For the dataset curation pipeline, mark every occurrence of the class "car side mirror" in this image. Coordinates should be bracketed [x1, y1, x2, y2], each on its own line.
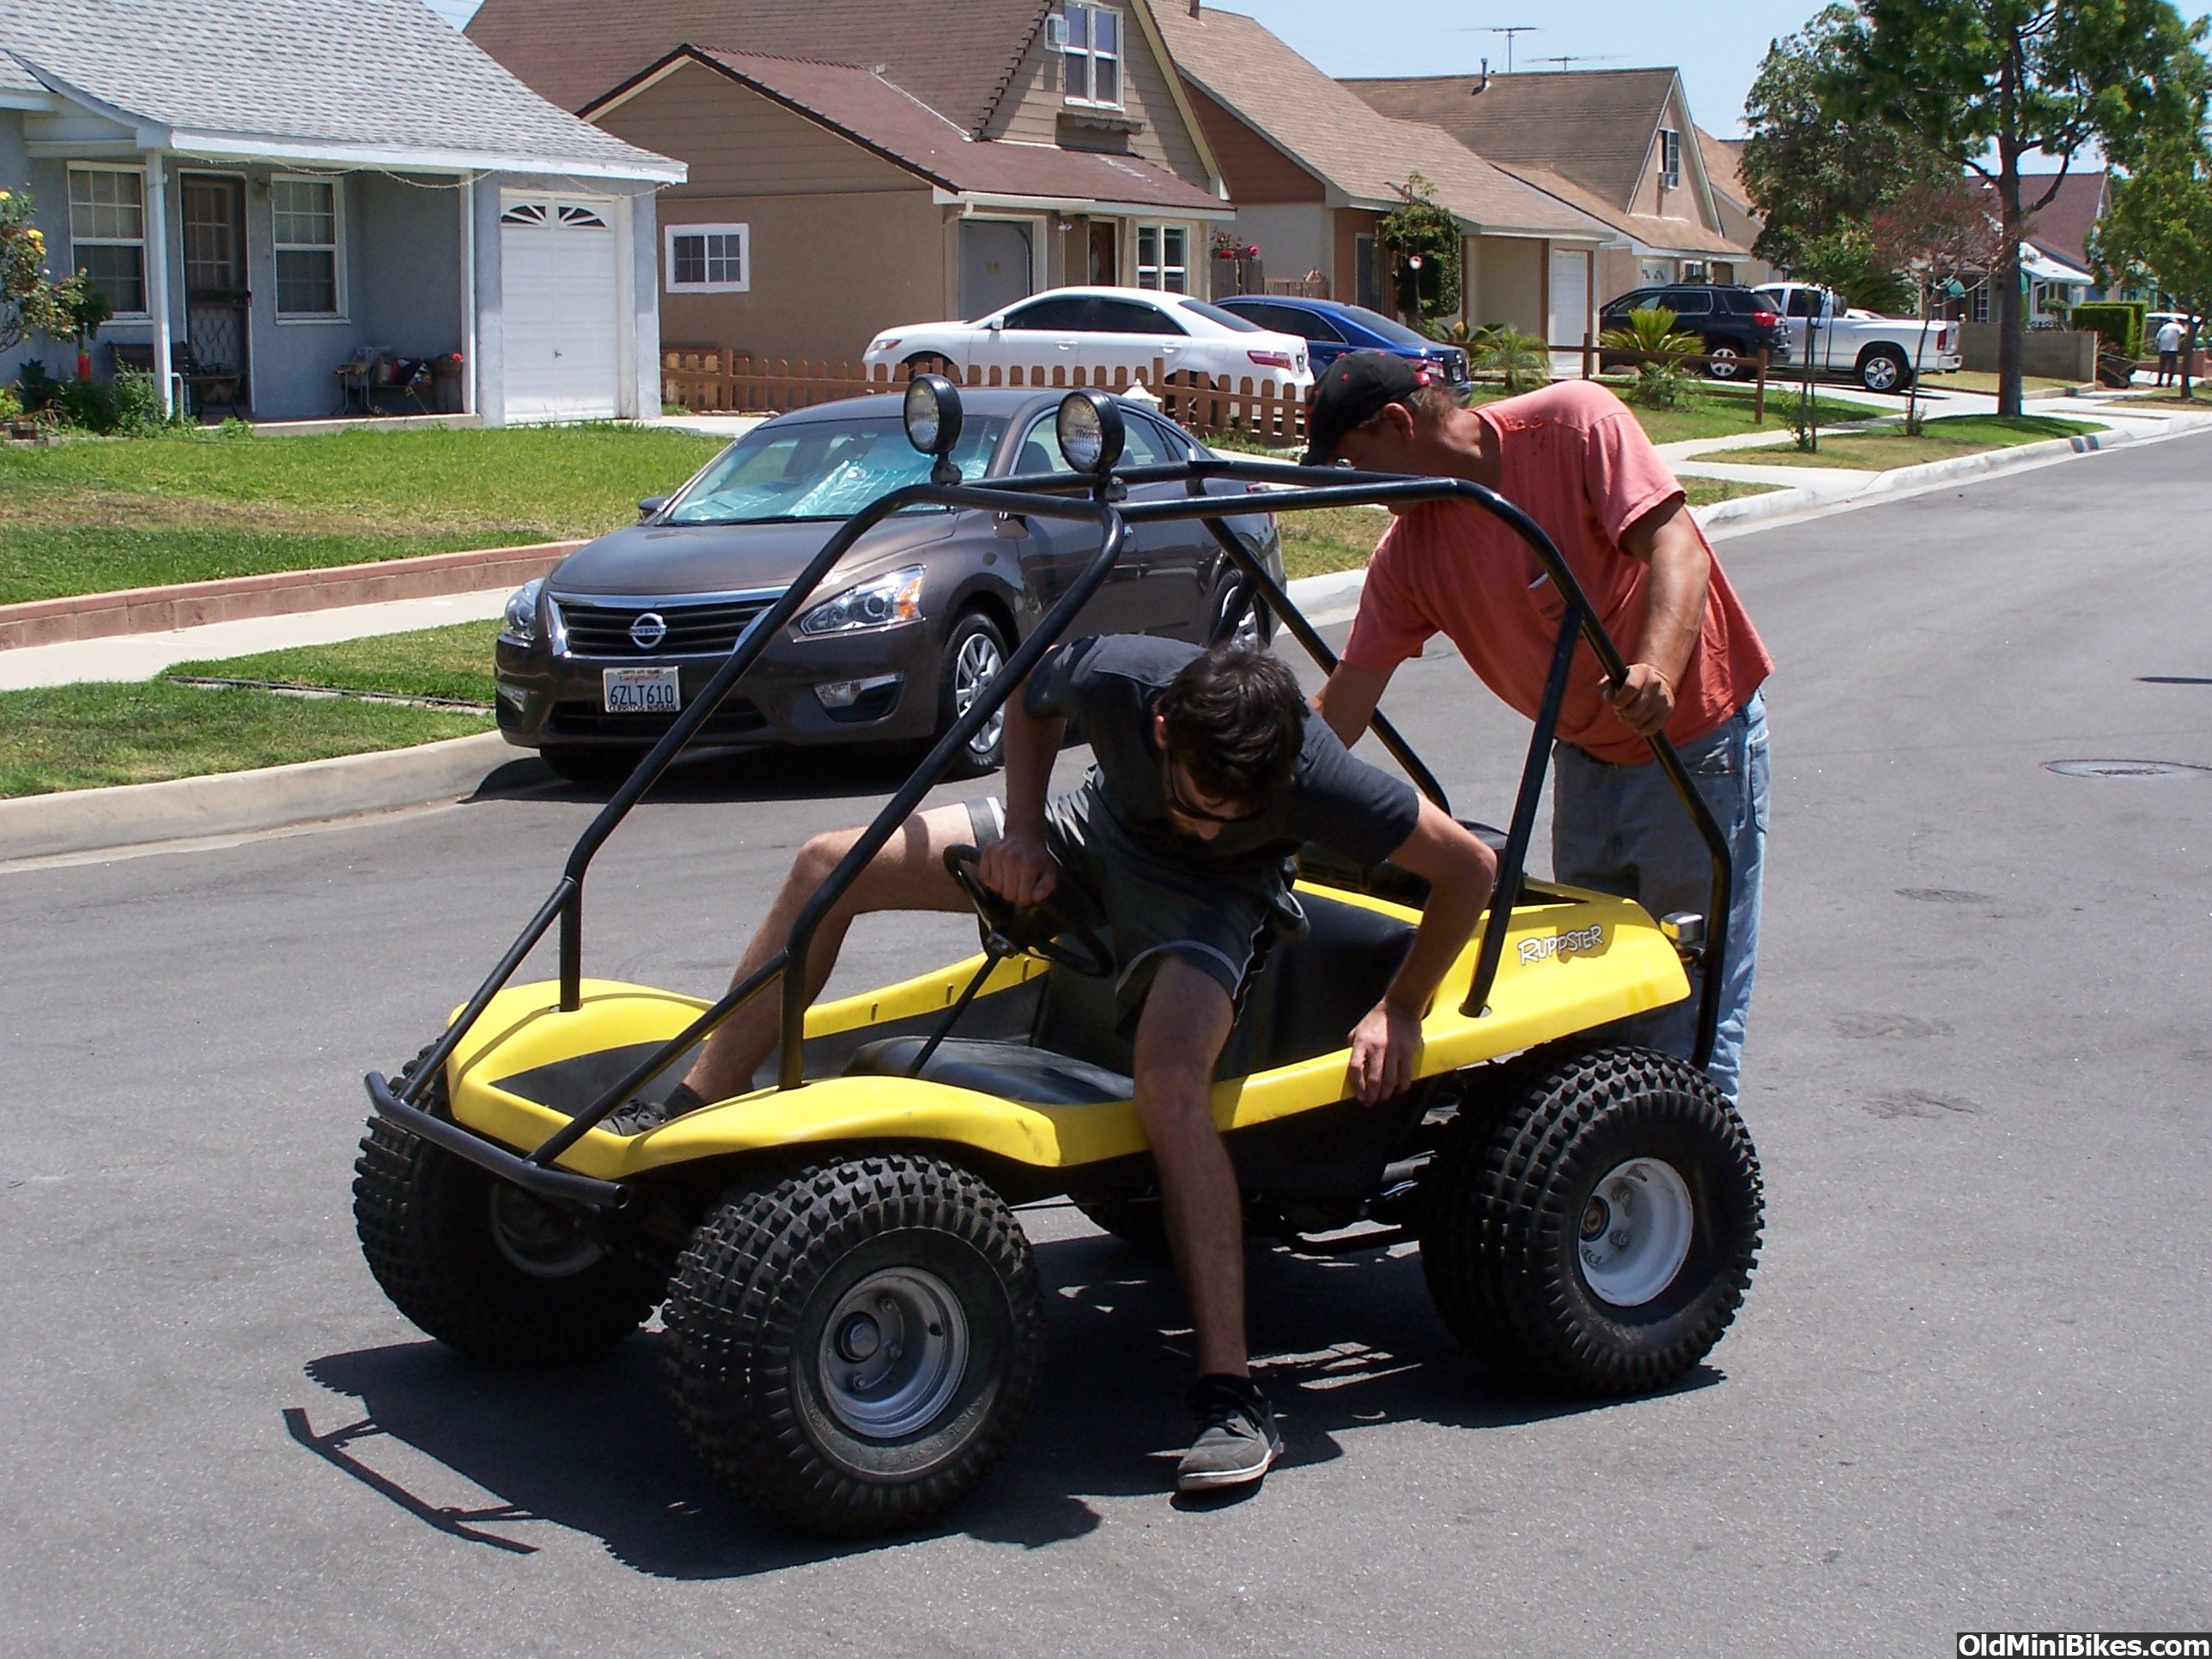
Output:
[638, 496, 668, 520]
[988, 318, 1005, 332]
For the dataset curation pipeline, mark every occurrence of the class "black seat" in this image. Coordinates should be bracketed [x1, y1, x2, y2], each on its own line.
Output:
[844, 1037, 1131, 1105]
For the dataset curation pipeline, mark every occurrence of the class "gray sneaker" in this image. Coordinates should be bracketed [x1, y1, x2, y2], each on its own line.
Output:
[1176, 1375, 1283, 1493]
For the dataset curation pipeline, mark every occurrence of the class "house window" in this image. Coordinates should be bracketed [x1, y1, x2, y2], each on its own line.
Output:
[1051, 3, 1122, 107]
[1681, 260, 1709, 283]
[1135, 224, 1187, 294]
[272, 176, 343, 318]
[67, 167, 147, 317]
[1658, 128, 1682, 191]
[665, 222, 750, 294]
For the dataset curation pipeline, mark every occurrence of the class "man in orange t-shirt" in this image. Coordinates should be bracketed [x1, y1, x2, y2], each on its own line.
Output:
[1304, 353, 1771, 1098]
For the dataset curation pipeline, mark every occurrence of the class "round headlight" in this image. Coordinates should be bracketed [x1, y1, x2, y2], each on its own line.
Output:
[903, 374, 963, 457]
[1055, 388, 1125, 476]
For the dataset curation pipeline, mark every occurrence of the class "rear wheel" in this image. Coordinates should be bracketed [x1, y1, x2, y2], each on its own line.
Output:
[352, 1057, 664, 1365]
[1703, 343, 1744, 380]
[664, 1154, 1045, 1537]
[1418, 1045, 1762, 1395]
[933, 610, 1011, 778]
[1858, 347, 1911, 392]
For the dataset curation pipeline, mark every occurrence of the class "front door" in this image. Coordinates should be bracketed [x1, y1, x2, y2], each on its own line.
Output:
[1088, 221, 1117, 285]
[180, 174, 250, 413]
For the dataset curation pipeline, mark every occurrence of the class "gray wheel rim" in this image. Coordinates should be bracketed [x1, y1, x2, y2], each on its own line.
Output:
[1707, 347, 1739, 379]
[488, 1184, 603, 1279]
[1577, 1158, 1695, 1308]
[817, 1267, 971, 1439]
[955, 630, 1005, 761]
[1865, 356, 1900, 391]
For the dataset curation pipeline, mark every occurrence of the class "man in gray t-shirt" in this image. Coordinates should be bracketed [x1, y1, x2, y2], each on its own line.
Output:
[641, 635, 1497, 1494]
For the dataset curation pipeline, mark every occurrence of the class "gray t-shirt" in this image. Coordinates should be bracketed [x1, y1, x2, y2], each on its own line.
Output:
[1024, 635, 1419, 869]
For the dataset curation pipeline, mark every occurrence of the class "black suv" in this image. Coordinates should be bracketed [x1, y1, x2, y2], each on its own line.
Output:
[1599, 283, 1791, 380]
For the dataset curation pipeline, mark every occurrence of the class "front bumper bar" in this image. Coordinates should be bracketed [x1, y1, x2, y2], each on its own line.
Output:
[365, 1070, 628, 1210]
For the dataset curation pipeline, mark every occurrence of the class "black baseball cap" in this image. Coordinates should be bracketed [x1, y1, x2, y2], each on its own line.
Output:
[1299, 350, 1442, 466]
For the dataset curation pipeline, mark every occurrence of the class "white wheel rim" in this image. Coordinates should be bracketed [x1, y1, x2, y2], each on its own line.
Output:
[1577, 1158, 1695, 1308]
[1709, 349, 1738, 379]
[955, 632, 1004, 760]
[817, 1267, 971, 1439]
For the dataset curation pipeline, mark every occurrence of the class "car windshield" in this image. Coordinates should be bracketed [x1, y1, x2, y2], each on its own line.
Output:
[664, 416, 1009, 524]
[1338, 304, 1435, 347]
[1176, 298, 1263, 332]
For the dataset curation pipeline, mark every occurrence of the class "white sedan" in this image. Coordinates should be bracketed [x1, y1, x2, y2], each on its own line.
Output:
[865, 286, 1312, 395]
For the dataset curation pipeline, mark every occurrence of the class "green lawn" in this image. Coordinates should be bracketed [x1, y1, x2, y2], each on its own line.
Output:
[1274, 479, 1778, 579]
[0, 680, 489, 798]
[1687, 413, 2101, 471]
[0, 424, 726, 605]
[168, 619, 501, 706]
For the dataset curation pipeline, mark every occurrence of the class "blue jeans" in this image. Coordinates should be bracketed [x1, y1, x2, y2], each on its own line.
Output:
[1550, 691, 1769, 1100]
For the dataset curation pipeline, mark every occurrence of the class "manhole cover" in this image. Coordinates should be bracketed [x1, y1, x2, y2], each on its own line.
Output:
[2044, 759, 2212, 779]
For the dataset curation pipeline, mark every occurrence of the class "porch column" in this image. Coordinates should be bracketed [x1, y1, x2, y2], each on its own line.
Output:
[458, 174, 477, 416]
[144, 151, 173, 416]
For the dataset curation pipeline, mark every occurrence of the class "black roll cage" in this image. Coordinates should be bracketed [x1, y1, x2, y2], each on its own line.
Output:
[366, 442, 1732, 1211]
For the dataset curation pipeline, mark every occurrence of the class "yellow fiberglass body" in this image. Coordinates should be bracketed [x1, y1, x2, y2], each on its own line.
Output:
[439, 880, 1688, 1189]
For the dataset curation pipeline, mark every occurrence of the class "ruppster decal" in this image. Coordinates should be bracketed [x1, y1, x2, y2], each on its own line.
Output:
[1518, 924, 1607, 964]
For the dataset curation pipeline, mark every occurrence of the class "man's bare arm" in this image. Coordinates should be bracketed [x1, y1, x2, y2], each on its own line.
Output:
[1313, 663, 1395, 751]
[976, 679, 1064, 905]
[1608, 495, 1713, 738]
[1345, 799, 1497, 1104]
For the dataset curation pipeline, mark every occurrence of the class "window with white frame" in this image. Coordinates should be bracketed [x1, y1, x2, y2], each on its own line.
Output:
[1135, 224, 1187, 294]
[1048, 3, 1122, 107]
[67, 167, 147, 317]
[1657, 128, 1682, 190]
[272, 176, 343, 317]
[665, 222, 750, 293]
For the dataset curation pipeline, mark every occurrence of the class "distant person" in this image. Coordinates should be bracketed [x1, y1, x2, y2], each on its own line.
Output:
[1304, 354, 1771, 1102]
[2155, 318, 2186, 387]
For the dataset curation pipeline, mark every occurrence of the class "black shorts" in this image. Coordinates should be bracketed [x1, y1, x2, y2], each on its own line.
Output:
[966, 783, 1297, 1033]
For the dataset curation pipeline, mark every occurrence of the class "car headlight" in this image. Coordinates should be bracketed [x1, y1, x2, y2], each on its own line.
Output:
[798, 565, 927, 635]
[501, 578, 542, 644]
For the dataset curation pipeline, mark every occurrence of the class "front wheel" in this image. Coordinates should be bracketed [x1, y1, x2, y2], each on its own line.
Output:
[934, 610, 1011, 779]
[1208, 573, 1274, 652]
[1704, 343, 1744, 380]
[1418, 1045, 1762, 1395]
[663, 1155, 1046, 1537]
[1859, 348, 1911, 393]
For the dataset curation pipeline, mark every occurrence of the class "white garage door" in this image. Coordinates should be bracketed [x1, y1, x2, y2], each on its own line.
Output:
[1550, 247, 1589, 355]
[501, 198, 620, 422]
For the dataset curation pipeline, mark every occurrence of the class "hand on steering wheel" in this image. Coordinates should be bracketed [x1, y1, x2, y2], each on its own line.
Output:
[944, 845, 1114, 977]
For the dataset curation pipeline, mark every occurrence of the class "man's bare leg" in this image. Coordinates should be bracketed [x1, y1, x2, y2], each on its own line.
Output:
[1128, 957, 1246, 1377]
[681, 802, 979, 1103]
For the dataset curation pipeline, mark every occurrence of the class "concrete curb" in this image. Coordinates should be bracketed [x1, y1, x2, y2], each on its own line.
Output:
[0, 732, 516, 863]
[0, 540, 582, 653]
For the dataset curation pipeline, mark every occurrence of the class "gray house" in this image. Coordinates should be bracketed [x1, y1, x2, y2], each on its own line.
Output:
[0, 0, 684, 423]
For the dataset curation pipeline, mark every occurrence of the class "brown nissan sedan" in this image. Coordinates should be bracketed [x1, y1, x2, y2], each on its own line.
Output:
[495, 388, 1284, 782]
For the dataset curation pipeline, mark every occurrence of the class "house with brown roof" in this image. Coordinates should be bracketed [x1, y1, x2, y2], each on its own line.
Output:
[1342, 67, 1753, 307]
[1694, 129, 1773, 287]
[1155, 3, 1611, 346]
[467, 0, 1231, 364]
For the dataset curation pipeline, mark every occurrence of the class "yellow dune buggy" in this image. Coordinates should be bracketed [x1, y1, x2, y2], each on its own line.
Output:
[356, 380, 1762, 1537]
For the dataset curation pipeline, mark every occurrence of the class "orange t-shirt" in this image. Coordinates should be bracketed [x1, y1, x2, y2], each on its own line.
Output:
[1340, 380, 1772, 764]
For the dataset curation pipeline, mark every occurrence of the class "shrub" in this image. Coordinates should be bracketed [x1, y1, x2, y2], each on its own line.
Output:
[2069, 301, 2147, 362]
[1468, 325, 1553, 393]
[1599, 307, 1702, 408]
[0, 385, 20, 422]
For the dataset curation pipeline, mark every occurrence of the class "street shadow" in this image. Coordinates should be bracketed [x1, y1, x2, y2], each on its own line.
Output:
[466, 744, 918, 809]
[291, 1231, 1717, 1580]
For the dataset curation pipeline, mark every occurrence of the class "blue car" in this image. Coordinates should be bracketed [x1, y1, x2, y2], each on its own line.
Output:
[1214, 295, 1470, 389]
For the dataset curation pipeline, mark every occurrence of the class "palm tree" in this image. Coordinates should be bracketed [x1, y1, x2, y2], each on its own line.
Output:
[1598, 307, 1703, 407]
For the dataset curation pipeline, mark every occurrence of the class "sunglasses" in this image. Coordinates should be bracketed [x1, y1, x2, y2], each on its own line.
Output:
[1161, 756, 1268, 825]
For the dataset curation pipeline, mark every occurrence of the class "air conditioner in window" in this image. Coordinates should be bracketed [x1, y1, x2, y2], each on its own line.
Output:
[1044, 13, 1066, 49]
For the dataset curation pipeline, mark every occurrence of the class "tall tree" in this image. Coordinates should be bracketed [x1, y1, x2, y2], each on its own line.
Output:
[1740, 4, 1948, 309]
[1827, 0, 2205, 415]
[2092, 131, 2212, 399]
[1869, 175, 2003, 428]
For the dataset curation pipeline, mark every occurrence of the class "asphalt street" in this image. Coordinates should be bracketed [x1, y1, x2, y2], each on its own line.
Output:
[3, 432, 2209, 1656]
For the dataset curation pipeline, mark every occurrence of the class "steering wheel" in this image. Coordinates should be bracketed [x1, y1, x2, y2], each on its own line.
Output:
[943, 845, 1114, 978]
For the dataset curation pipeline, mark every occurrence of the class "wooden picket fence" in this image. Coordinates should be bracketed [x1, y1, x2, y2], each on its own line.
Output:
[659, 347, 1308, 443]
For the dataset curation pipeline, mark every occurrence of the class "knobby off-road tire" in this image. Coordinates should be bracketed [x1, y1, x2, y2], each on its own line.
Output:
[352, 1053, 665, 1365]
[664, 1154, 1045, 1538]
[1419, 1045, 1762, 1395]
[1070, 1192, 1170, 1255]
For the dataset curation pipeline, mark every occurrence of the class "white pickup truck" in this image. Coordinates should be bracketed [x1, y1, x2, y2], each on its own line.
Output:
[1754, 282, 1962, 393]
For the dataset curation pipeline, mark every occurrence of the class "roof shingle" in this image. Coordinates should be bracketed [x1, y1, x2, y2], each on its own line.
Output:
[1152, 5, 1603, 240]
[468, 0, 1051, 134]
[0, 0, 677, 177]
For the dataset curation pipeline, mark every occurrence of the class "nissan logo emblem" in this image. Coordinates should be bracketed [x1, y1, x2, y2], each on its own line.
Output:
[629, 611, 668, 651]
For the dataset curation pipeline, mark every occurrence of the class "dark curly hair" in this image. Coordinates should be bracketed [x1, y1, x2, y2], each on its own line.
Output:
[1156, 643, 1305, 809]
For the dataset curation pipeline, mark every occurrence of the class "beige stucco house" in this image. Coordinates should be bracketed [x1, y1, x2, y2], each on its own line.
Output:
[469, 0, 1233, 365]
[1344, 67, 1753, 307]
[1155, 3, 1611, 347]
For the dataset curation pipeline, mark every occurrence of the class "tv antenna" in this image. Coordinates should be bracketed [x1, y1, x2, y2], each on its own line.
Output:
[1533, 53, 1623, 69]
[1449, 24, 1540, 72]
